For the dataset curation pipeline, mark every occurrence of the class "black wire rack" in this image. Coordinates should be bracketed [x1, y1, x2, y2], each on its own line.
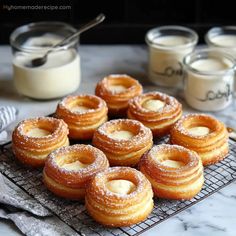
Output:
[0, 137, 236, 236]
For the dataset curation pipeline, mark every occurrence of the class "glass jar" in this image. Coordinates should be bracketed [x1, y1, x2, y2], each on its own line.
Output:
[145, 25, 198, 88]
[10, 22, 81, 100]
[205, 26, 236, 55]
[183, 48, 235, 111]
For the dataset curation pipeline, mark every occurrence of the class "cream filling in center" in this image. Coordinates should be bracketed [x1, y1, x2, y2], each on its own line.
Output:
[162, 160, 185, 168]
[70, 105, 90, 113]
[27, 128, 51, 137]
[109, 84, 127, 93]
[188, 126, 210, 136]
[106, 179, 136, 195]
[143, 99, 165, 112]
[108, 130, 134, 140]
[61, 160, 89, 171]
[190, 58, 231, 72]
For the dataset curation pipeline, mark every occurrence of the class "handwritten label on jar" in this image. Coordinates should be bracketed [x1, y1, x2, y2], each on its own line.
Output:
[184, 56, 234, 111]
[153, 61, 186, 83]
[196, 84, 233, 102]
[146, 28, 198, 88]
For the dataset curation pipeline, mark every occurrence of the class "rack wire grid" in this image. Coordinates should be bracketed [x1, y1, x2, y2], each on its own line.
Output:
[0, 137, 236, 236]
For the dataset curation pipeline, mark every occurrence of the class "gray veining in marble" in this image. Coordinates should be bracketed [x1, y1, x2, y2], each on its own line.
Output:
[0, 45, 236, 236]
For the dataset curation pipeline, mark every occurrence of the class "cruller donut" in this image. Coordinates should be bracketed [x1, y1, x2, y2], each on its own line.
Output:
[43, 144, 109, 200]
[12, 117, 69, 168]
[95, 74, 143, 117]
[139, 144, 204, 200]
[170, 114, 229, 166]
[85, 167, 154, 227]
[92, 119, 153, 166]
[127, 92, 182, 137]
[55, 94, 108, 140]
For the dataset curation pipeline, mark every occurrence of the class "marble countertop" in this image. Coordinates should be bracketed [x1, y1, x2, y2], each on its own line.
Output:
[0, 45, 236, 236]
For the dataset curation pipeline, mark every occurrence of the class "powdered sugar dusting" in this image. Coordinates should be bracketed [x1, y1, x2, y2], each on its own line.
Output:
[13, 117, 69, 150]
[58, 94, 106, 115]
[92, 167, 150, 199]
[95, 74, 143, 98]
[103, 74, 140, 95]
[48, 144, 108, 175]
[173, 113, 216, 138]
[129, 91, 180, 114]
[94, 119, 152, 149]
[147, 144, 199, 170]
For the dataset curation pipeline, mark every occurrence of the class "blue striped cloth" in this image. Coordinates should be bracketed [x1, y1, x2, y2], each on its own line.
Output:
[0, 106, 18, 131]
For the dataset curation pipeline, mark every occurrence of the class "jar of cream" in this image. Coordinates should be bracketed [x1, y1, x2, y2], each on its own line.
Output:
[183, 48, 235, 111]
[145, 26, 198, 88]
[10, 22, 81, 100]
[205, 26, 236, 92]
[205, 26, 236, 54]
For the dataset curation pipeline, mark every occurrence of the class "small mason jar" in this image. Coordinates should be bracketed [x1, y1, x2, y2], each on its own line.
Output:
[205, 26, 236, 93]
[10, 22, 81, 100]
[145, 25, 198, 88]
[205, 26, 236, 55]
[183, 48, 235, 111]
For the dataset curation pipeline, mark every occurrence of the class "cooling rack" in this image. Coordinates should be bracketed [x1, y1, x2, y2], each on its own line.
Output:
[0, 137, 236, 236]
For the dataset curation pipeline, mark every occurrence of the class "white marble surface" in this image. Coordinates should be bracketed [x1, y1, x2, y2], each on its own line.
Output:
[0, 45, 236, 236]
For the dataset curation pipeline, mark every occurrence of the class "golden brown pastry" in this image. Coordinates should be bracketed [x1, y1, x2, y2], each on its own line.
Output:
[92, 119, 153, 166]
[139, 144, 204, 200]
[85, 167, 154, 227]
[43, 144, 109, 200]
[170, 114, 229, 166]
[127, 92, 182, 137]
[55, 94, 108, 140]
[95, 74, 143, 117]
[12, 117, 69, 168]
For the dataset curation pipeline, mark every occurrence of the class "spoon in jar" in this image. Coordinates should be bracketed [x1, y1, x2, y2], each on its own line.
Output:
[29, 13, 105, 67]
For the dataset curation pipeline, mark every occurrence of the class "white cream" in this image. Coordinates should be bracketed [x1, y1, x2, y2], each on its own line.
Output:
[143, 99, 165, 111]
[27, 128, 51, 137]
[70, 105, 90, 113]
[23, 33, 63, 50]
[62, 160, 89, 171]
[109, 84, 127, 93]
[13, 43, 80, 99]
[210, 35, 236, 48]
[207, 34, 236, 93]
[153, 35, 190, 46]
[162, 160, 185, 168]
[184, 55, 234, 111]
[106, 180, 136, 195]
[108, 130, 134, 140]
[190, 58, 230, 72]
[148, 35, 196, 87]
[188, 126, 210, 136]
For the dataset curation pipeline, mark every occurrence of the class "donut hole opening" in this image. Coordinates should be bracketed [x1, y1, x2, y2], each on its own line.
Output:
[184, 120, 212, 136]
[142, 98, 166, 112]
[107, 76, 134, 93]
[24, 120, 55, 138]
[108, 130, 134, 140]
[159, 153, 187, 169]
[106, 122, 140, 140]
[56, 152, 95, 171]
[67, 98, 98, 113]
[106, 178, 137, 195]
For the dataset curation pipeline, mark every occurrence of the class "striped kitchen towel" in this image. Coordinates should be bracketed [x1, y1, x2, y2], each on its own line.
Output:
[0, 106, 18, 132]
